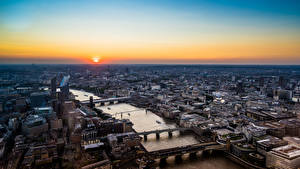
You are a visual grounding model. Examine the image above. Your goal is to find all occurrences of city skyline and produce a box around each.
[1,0,300,64]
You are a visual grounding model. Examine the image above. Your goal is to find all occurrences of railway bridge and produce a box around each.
[97,128,192,141]
[147,142,226,160]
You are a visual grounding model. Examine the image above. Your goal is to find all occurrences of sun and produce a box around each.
[92,56,101,63]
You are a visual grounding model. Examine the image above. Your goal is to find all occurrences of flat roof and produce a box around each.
[272,145,300,159]
[83,142,104,150]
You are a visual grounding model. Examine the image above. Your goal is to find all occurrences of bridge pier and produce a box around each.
[175,155,182,162]
[143,135,147,141]
[202,150,213,156]
[160,157,167,164]
[168,131,173,138]
[156,133,160,140]
[189,152,197,159]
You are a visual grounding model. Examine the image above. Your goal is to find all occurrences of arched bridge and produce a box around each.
[97,128,191,141]
[81,97,130,105]
[136,128,191,141]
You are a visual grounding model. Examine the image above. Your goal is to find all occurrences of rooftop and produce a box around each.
[272,145,300,159]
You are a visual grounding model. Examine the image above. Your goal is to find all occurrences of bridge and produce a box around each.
[81,97,130,105]
[97,128,191,141]
[147,142,225,159]
[136,128,191,141]
[111,109,144,117]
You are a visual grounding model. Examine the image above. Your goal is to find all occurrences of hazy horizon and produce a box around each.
[1,57,300,65]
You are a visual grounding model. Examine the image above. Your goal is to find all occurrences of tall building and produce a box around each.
[30,92,50,108]
[279,76,287,89]
[236,81,244,94]
[59,75,70,101]
[51,77,56,98]
[259,77,264,87]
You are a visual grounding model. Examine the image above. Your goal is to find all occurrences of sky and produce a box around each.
[0,0,300,64]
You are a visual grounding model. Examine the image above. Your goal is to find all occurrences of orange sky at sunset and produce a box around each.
[1,0,300,64]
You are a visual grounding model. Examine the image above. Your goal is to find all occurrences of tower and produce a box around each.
[51,76,57,98]
[259,77,264,87]
[89,96,94,108]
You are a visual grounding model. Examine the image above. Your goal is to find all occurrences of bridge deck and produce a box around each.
[136,128,190,135]
[148,142,220,159]
[81,97,130,104]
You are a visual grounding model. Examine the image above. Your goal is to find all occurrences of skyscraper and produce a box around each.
[51,77,57,98]
[279,76,286,88]
[237,81,244,94]
[59,75,70,101]
[259,77,264,87]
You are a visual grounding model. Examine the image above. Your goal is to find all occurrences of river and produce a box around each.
[71,90,242,169]
[97,103,199,151]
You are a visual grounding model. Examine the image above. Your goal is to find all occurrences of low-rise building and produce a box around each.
[242,123,267,142]
[283,137,300,147]
[266,144,300,169]
[22,115,48,138]
[280,119,300,137]
[256,135,288,156]
[258,121,286,138]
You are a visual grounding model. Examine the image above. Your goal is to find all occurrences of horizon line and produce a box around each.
[1,63,300,66]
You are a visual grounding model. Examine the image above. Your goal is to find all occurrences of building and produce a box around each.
[278,76,287,89]
[59,75,70,101]
[279,119,300,137]
[283,137,300,147]
[79,106,97,117]
[51,77,57,98]
[107,132,141,159]
[266,144,300,169]
[50,118,63,130]
[8,135,27,169]
[273,89,292,101]
[292,86,300,103]
[258,121,286,138]
[22,115,48,138]
[15,97,27,112]
[30,92,50,108]
[242,123,267,142]
[215,129,246,145]
[246,110,270,121]
[22,144,58,168]
[34,107,56,119]
[0,124,12,158]
[256,135,288,156]
[230,143,256,160]
[259,77,264,87]
[236,81,244,94]
[97,119,132,137]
